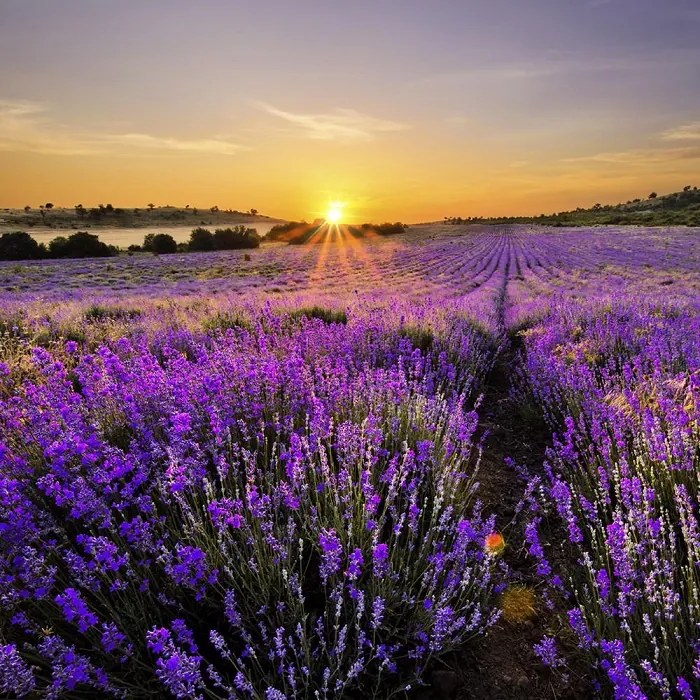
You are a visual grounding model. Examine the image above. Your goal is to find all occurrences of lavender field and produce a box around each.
[1,224,699,699]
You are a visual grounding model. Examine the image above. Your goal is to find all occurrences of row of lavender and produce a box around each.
[3,225,699,306]
[0,302,505,698]
[519,301,700,698]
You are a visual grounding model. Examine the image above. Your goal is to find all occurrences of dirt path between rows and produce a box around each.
[416,346,591,700]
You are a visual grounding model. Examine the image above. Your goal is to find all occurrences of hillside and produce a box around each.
[445,186,700,227]
[0,204,285,232]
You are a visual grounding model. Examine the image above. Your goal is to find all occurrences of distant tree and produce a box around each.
[684,185,692,192]
[23,205,31,213]
[75,204,85,218]
[105,203,114,213]
[188,227,215,251]
[0,231,46,260]
[648,192,658,199]
[213,226,260,250]
[48,231,115,258]
[144,232,177,254]
[210,205,219,213]
[45,202,54,210]
[147,203,156,211]
[250,208,258,216]
[185,204,190,209]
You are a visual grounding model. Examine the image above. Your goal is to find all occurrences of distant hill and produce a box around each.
[0,204,285,232]
[445,186,700,227]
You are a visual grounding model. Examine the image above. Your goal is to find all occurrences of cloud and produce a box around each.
[0,99,98,155]
[102,133,245,155]
[661,121,700,141]
[255,101,409,141]
[0,99,246,156]
[416,48,700,89]
[564,146,700,165]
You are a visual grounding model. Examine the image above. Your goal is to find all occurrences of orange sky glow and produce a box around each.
[1,1,698,222]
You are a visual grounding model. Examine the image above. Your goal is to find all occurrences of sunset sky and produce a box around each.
[1,0,699,222]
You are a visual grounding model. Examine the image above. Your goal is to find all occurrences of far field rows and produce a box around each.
[2,225,699,325]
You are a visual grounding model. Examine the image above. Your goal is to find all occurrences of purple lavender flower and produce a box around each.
[319,529,343,584]
[55,587,98,633]
[533,636,563,669]
[0,644,35,697]
[372,542,390,577]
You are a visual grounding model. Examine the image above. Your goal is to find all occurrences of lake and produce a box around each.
[12,223,280,248]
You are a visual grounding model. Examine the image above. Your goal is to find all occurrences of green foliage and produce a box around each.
[48,231,116,259]
[212,226,260,250]
[289,306,348,325]
[445,187,700,227]
[266,221,313,242]
[84,305,142,322]
[0,231,46,260]
[350,222,408,236]
[202,311,254,334]
[188,227,216,251]
[143,233,178,254]
[399,324,434,353]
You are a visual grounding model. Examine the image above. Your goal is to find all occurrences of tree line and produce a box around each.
[0,226,261,261]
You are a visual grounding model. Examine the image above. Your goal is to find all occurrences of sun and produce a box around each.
[326,202,344,224]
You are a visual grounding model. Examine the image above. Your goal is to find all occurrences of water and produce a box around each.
[16,223,280,249]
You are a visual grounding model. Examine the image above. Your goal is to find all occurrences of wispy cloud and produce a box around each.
[255,101,409,141]
[564,146,700,165]
[101,133,245,155]
[0,99,247,156]
[661,121,700,141]
[416,48,699,88]
[0,99,97,155]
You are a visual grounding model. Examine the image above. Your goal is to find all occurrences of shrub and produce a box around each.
[0,231,46,260]
[201,311,253,334]
[188,227,215,251]
[213,226,260,250]
[289,306,348,324]
[84,305,142,322]
[48,231,115,259]
[266,221,314,243]
[144,233,177,254]
[398,324,434,353]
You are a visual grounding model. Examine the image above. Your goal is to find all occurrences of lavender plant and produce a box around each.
[519,303,700,698]
[0,311,501,698]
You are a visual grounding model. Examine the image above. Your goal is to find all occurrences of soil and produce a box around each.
[413,347,592,700]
